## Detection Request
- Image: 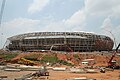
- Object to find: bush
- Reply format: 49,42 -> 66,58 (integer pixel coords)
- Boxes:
73,54 -> 79,58
40,55 -> 58,63
23,54 -> 41,61
58,60 -> 74,66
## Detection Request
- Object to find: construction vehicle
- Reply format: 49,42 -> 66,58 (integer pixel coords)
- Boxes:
20,58 -> 36,66
33,66 -> 49,77
107,43 -> 120,69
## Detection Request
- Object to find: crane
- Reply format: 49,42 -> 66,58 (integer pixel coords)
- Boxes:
108,43 -> 120,69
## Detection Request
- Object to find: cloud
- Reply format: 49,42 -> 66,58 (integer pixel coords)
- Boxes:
100,17 -> 113,40
100,17 -> 120,47
42,9 -> 87,32
3,8 -> 87,35
85,0 -> 120,46
83,0 -> 120,45
28,0 -> 49,14
65,9 -> 86,30
3,18 -> 41,37
101,16 -> 113,31
112,5 -> 120,18
85,0 -> 120,17
101,16 -> 120,35
43,21 -> 65,32
1,18 -> 42,48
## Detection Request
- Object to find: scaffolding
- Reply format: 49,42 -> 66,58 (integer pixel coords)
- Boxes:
6,32 -> 114,52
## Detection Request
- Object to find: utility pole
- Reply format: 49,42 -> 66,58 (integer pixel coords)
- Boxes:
0,0 -> 6,49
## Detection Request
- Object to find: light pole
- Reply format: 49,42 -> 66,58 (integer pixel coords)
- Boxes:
0,0 -> 6,49
108,31 -> 116,48
103,29 -> 117,48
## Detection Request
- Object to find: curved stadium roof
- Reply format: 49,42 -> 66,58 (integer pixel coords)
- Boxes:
8,32 -> 97,40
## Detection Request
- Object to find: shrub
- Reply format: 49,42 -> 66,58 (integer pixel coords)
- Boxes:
73,54 -> 79,58
58,60 -> 74,66
40,55 -> 58,63
23,54 -> 40,61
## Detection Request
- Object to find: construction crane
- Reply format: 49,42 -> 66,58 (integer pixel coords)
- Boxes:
108,43 -> 120,69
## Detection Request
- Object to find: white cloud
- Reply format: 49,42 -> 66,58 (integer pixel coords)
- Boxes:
85,0 -> 120,17
112,5 -> 120,18
65,9 -> 86,29
41,9 -> 87,32
101,16 -> 113,31
28,0 -> 49,14
3,18 -> 41,36
101,17 -> 120,35
43,21 -> 65,32
2,17 -> 69,37
85,0 -> 120,46
100,17 -> 120,47
100,17 -> 113,40
0,18 -> 42,48
86,0 -> 120,47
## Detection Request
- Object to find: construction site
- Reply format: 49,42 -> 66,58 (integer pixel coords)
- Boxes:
0,31 -> 120,80
0,42 -> 120,80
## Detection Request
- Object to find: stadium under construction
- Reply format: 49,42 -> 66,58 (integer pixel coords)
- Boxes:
5,32 -> 114,52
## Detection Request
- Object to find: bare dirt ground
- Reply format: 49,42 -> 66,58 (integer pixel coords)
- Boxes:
0,70 -> 33,80
0,69 -> 120,80
48,70 -> 120,80
9,51 -> 120,67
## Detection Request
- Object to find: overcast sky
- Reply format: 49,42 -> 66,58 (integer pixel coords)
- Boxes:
0,0 -> 120,48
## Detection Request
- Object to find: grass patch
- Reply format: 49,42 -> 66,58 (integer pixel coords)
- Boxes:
58,60 -> 74,66
73,54 -> 79,58
0,52 -> 19,61
23,54 -> 42,61
40,55 -> 58,63
40,54 -> 74,66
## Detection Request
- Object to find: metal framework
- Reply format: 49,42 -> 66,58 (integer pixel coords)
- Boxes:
6,32 -> 114,52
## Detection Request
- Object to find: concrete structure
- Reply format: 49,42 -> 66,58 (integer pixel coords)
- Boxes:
6,32 -> 114,52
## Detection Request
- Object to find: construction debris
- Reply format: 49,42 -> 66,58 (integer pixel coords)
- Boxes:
0,76 -> 7,80
69,68 -> 86,73
86,69 -> 98,73
15,73 -> 33,80
52,67 -> 66,71
65,77 -> 96,80
4,68 -> 21,72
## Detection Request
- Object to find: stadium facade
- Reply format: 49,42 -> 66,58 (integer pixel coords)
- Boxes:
6,32 -> 114,52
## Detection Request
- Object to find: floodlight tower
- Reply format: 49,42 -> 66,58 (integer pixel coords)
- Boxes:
108,30 -> 117,48
104,29 -> 117,48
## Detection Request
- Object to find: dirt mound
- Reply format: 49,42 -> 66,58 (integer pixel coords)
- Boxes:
1,51 -> 120,67
0,49 -> 10,54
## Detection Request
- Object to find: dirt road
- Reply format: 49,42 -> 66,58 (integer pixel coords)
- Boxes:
0,70 -> 120,80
